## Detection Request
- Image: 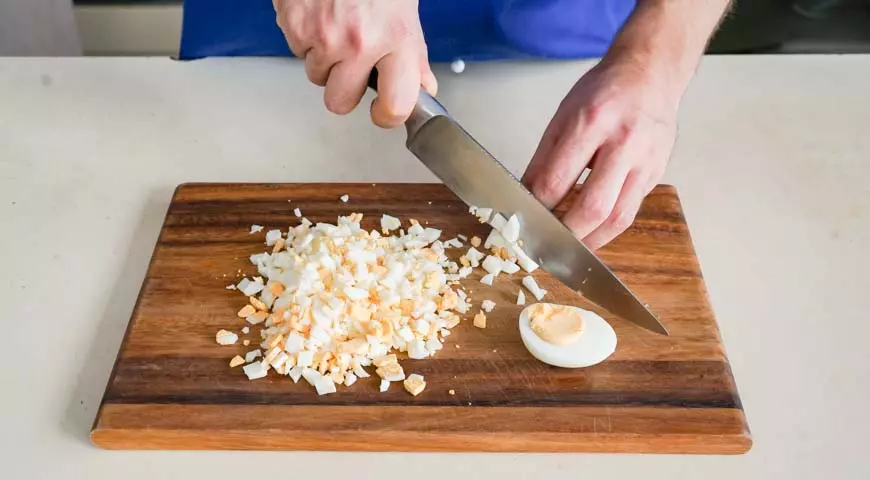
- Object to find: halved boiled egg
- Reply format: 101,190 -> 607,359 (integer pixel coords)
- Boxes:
519,303 -> 616,368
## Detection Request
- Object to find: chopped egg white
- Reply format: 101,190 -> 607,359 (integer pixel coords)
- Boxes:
243,361 -> 268,380
511,244 -> 540,273
237,277 -> 265,296
501,214 -> 521,243
481,300 -> 496,313
482,255 -> 503,275
480,273 -> 495,286
489,213 -> 507,231
484,230 -> 506,250
522,276 -> 548,301
250,224 -> 264,234
245,349 -> 262,363
475,207 -> 493,223
404,373 -> 426,396
340,194 -> 349,203
517,290 -> 526,305
265,229 -> 283,246
466,247 -> 484,267
294,208 -> 302,217
501,259 -> 520,274
380,214 -> 401,232
288,366 -> 304,383
215,329 -> 238,345
315,376 -> 337,395
379,379 -> 391,392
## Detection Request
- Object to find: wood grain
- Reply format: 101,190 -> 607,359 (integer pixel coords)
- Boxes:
91,183 -> 751,453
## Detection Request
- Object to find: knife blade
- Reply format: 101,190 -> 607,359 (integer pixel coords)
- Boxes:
367,74 -> 667,335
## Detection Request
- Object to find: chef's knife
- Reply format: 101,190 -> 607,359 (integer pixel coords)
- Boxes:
367,72 -> 667,335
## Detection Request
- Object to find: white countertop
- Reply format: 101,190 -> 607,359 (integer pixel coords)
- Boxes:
1,55 -> 868,479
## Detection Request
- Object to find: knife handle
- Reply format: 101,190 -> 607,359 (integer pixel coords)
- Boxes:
367,69 -> 379,91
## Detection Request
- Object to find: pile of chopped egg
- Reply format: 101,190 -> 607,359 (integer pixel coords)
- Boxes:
217,201 -> 546,396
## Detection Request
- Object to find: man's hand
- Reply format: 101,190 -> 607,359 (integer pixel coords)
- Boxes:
275,0 -> 436,128
522,57 -> 678,251
523,0 -> 731,250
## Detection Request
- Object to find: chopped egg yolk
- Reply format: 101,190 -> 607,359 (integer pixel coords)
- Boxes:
404,374 -> 426,396
473,311 -> 487,329
528,304 -> 585,346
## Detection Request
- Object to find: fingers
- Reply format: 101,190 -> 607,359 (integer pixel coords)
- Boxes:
323,60 -> 371,115
304,48 -> 340,86
370,47 -> 421,128
419,47 -> 438,96
522,114 -> 604,209
561,142 -> 632,242
421,64 -> 438,97
580,171 -> 650,250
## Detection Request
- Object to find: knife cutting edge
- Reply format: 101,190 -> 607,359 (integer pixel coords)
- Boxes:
367,72 -> 668,335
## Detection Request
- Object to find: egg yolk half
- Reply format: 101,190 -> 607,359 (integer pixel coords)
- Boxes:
528,304 -> 585,346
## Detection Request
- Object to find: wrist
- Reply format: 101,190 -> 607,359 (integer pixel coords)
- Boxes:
604,0 -> 730,104
600,42 -> 687,110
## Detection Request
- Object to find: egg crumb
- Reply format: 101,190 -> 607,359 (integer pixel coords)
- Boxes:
237,305 -> 256,317
448,389 -> 456,395
522,276 -> 548,300
404,374 -> 426,396
376,363 -> 406,382
470,236 -> 481,247
249,296 -> 267,311
481,299 -> 496,313
473,312 -> 487,329
215,329 -> 238,345
229,355 -> 245,367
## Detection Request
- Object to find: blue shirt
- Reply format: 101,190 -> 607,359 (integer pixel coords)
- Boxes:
180,0 -> 636,61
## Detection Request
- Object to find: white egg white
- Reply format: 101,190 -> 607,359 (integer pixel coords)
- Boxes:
518,304 -> 617,368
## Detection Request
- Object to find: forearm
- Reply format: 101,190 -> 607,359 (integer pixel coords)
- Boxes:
605,0 -> 731,100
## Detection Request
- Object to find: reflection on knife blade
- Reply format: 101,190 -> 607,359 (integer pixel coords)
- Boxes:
402,96 -> 668,335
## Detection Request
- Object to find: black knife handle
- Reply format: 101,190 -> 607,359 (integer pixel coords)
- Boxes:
367,69 -> 378,91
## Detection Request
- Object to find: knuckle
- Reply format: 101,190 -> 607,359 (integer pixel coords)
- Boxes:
609,209 -> 636,233
532,173 -> 568,205
580,194 -> 611,224
583,103 -> 617,128
346,28 -> 367,55
312,25 -> 336,52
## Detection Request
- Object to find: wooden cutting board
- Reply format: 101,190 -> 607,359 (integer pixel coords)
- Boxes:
91,183 -> 750,453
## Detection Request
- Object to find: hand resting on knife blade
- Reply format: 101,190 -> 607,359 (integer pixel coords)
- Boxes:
274,0 -> 731,250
